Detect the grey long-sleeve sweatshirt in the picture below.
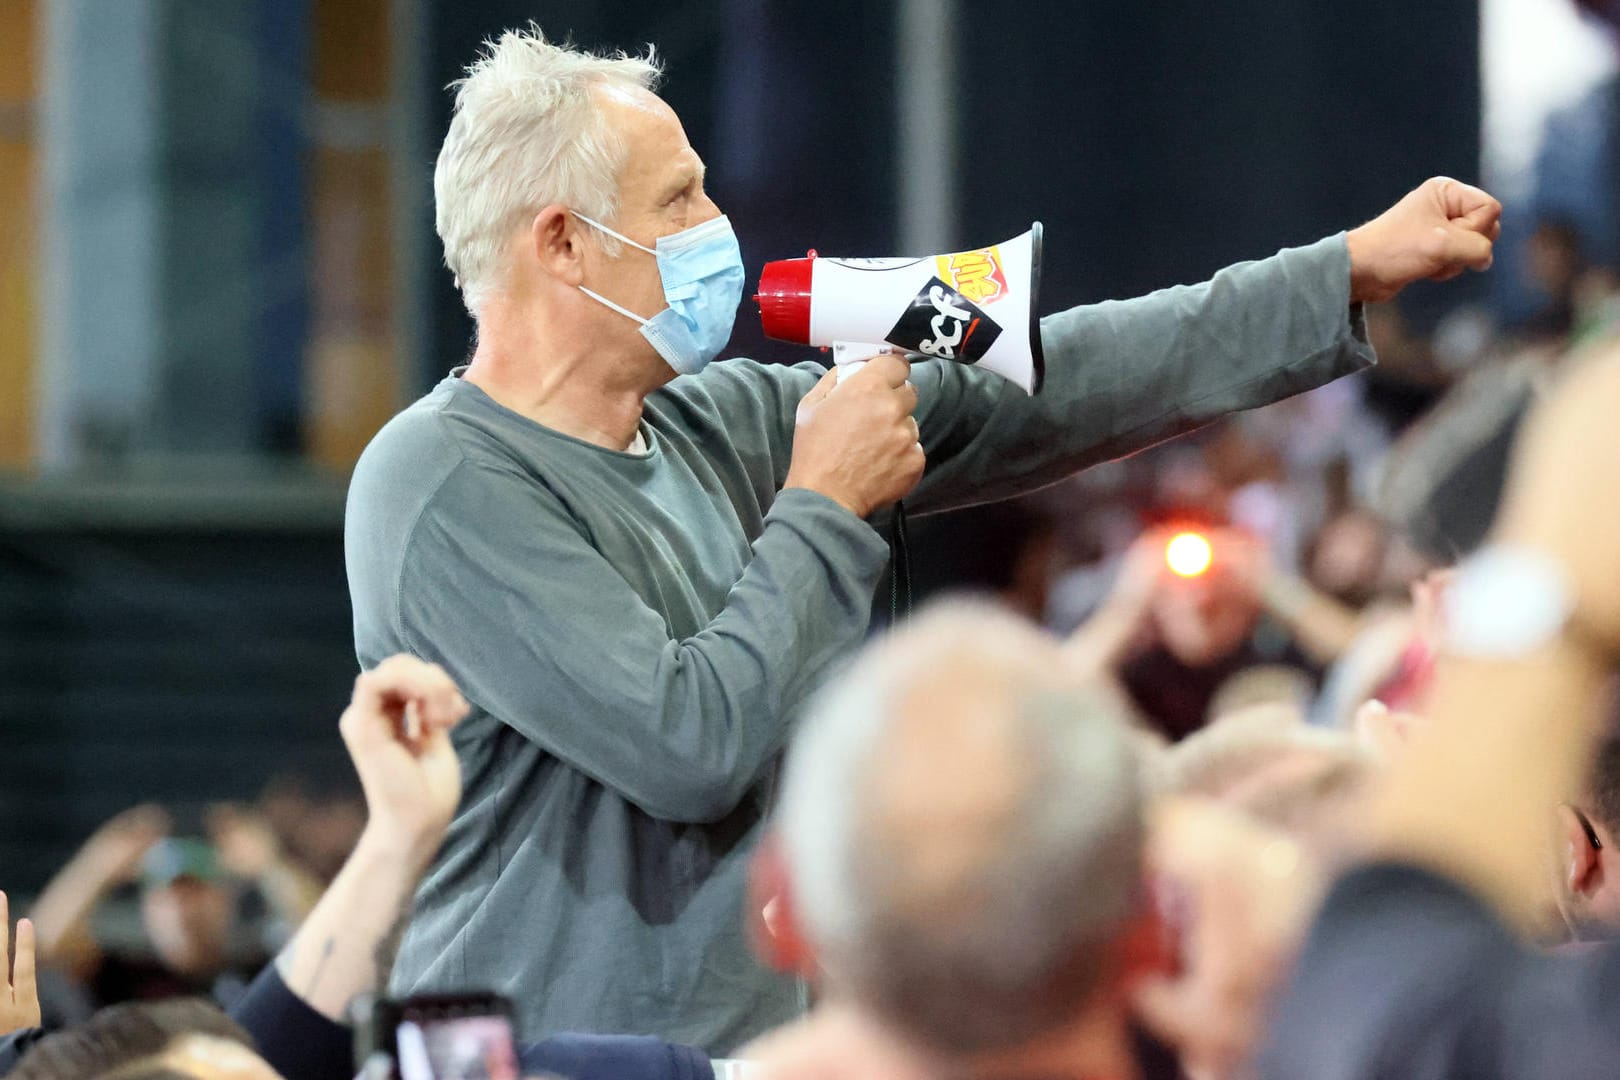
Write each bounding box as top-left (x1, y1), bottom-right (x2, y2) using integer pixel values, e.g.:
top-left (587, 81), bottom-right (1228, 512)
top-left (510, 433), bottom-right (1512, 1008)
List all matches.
top-left (343, 235), bottom-right (1374, 1053)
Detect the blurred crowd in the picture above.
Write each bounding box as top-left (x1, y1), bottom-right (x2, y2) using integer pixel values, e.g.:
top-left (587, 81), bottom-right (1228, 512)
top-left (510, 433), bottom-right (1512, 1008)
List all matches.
top-left (24, 782), bottom-right (364, 1030)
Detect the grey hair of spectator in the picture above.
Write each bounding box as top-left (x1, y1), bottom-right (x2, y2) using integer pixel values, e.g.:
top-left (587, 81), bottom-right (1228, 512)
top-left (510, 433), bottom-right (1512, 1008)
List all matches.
top-left (1157, 704), bottom-right (1375, 859)
top-left (777, 600), bottom-right (1145, 1056)
top-left (11, 998), bottom-right (267, 1080)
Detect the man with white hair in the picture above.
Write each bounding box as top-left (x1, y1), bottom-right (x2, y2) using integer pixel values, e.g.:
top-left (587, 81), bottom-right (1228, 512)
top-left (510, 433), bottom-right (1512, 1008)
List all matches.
top-left (343, 25), bottom-right (1500, 1051)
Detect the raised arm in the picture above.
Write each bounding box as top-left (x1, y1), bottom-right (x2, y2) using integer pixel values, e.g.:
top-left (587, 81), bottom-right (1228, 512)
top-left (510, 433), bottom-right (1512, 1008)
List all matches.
top-left (29, 805), bottom-right (169, 979)
top-left (902, 177), bottom-right (1500, 515)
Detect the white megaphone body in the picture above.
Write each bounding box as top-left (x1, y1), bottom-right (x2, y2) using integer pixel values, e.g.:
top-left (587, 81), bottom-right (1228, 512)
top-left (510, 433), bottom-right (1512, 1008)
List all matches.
top-left (755, 224), bottom-right (1046, 395)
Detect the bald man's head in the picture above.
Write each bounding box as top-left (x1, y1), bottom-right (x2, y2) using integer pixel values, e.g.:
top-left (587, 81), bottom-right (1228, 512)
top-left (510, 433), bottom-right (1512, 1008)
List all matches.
top-left (779, 601), bottom-right (1145, 1056)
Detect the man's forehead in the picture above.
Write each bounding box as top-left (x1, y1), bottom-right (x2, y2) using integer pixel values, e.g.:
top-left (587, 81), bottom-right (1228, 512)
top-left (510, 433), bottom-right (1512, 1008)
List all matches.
top-left (595, 82), bottom-right (685, 143)
top-left (596, 83), bottom-right (704, 190)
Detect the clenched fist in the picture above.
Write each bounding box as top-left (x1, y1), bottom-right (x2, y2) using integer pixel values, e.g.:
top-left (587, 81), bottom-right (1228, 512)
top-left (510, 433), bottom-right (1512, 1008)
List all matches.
top-left (1346, 177), bottom-right (1502, 304)
top-left (785, 354), bottom-right (926, 518)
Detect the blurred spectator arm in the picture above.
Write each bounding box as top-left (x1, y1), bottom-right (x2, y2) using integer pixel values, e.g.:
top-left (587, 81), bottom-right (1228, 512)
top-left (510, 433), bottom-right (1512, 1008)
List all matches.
top-left (208, 805), bottom-right (323, 929)
top-left (28, 805), bottom-right (169, 979)
top-left (1063, 534), bottom-right (1163, 677)
top-left (1221, 530), bottom-right (1366, 665)
top-left (1370, 349), bottom-right (1620, 929)
top-left (1258, 575), bottom-right (1364, 664)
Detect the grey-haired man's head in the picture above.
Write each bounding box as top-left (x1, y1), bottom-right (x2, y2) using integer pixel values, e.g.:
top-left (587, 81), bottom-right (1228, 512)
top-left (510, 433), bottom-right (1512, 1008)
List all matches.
top-left (776, 601), bottom-right (1148, 1059)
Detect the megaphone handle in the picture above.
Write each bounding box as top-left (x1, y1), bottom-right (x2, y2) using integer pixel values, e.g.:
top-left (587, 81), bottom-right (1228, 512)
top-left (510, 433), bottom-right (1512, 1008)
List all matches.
top-left (830, 341), bottom-right (901, 383)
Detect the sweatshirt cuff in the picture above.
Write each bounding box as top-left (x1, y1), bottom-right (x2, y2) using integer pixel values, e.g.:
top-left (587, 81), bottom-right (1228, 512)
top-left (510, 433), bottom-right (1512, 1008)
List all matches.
top-left (1314, 231), bottom-right (1376, 370)
top-left (230, 963), bottom-right (356, 1080)
top-left (767, 488), bottom-right (891, 567)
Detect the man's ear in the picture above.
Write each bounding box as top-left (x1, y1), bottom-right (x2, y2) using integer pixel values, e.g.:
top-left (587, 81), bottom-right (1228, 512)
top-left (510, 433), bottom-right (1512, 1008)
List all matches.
top-left (530, 205), bottom-right (587, 285)
top-left (747, 832), bottom-right (819, 979)
top-left (1558, 804), bottom-right (1603, 897)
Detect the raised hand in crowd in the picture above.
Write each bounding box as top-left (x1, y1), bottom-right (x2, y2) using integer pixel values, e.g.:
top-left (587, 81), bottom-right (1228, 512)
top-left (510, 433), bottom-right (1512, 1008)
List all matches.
top-left (29, 804), bottom-right (170, 974)
top-left (206, 804), bottom-right (322, 930)
top-left (277, 654), bottom-right (469, 1022)
top-left (1062, 529), bottom-right (1168, 677)
top-left (786, 353), bottom-right (925, 518)
top-left (0, 893), bottom-right (39, 1037)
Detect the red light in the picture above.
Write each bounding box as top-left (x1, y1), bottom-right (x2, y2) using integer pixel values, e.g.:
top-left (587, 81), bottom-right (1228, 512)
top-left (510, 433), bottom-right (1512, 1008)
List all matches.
top-left (1166, 532), bottom-right (1213, 578)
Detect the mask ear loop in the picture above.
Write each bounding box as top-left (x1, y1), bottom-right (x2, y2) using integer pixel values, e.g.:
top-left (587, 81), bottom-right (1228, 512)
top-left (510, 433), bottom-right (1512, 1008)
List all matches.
top-left (578, 286), bottom-right (652, 327)
top-left (571, 210), bottom-right (658, 255)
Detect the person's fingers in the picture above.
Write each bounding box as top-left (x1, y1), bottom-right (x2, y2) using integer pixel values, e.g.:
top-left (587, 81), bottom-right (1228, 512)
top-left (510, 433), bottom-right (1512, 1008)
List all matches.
top-left (1443, 225), bottom-right (1495, 272)
top-left (0, 892), bottom-right (9, 982)
top-left (1455, 196), bottom-right (1502, 236)
top-left (138, 804), bottom-right (173, 838)
top-left (1433, 177), bottom-right (1500, 225)
top-left (13, 920), bottom-right (36, 1008)
top-left (849, 352), bottom-right (911, 389)
top-left (359, 657), bottom-right (467, 729)
top-left (896, 378), bottom-right (920, 414)
top-left (411, 665), bottom-right (468, 730)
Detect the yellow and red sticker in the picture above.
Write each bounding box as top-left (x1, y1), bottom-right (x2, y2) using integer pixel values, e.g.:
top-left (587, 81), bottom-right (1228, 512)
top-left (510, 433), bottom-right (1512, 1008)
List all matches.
top-left (935, 246), bottom-right (1009, 306)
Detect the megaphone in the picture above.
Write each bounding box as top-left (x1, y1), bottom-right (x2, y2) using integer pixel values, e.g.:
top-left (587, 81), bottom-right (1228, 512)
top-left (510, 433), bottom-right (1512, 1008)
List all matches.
top-left (755, 225), bottom-right (1046, 394)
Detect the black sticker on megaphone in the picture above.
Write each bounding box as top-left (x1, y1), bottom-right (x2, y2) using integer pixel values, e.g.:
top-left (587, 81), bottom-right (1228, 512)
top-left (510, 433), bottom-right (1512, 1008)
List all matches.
top-left (885, 277), bottom-right (1003, 364)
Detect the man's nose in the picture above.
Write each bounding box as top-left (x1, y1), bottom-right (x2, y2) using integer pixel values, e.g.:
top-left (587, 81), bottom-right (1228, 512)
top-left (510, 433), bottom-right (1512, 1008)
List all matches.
top-left (694, 191), bottom-right (723, 224)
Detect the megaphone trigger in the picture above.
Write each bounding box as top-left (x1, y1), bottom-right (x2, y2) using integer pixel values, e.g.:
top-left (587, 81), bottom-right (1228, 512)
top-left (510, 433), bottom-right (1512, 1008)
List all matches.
top-left (830, 341), bottom-right (903, 382)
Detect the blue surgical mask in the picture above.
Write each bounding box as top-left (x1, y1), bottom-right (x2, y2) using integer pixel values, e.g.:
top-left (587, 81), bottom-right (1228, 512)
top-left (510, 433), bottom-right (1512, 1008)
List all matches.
top-left (574, 212), bottom-right (745, 376)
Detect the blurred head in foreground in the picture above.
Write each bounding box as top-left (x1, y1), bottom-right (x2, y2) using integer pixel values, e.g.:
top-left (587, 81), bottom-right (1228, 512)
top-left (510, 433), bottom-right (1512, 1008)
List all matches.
top-left (774, 601), bottom-right (1161, 1075)
top-left (1158, 704), bottom-right (1376, 865)
top-left (12, 999), bottom-right (276, 1080)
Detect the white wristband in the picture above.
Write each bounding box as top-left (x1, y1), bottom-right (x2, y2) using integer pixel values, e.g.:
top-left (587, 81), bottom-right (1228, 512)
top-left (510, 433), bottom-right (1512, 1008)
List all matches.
top-left (1444, 544), bottom-right (1575, 658)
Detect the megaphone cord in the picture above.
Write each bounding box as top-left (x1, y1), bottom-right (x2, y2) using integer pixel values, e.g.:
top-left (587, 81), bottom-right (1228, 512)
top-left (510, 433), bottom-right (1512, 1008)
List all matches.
top-left (888, 500), bottom-right (913, 623)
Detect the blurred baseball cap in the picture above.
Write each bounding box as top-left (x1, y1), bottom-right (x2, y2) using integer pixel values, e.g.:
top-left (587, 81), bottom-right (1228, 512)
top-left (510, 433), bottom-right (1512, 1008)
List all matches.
top-left (141, 838), bottom-right (222, 887)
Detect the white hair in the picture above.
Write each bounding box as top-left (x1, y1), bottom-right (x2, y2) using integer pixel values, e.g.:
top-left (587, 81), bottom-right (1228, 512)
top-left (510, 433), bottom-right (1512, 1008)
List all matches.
top-left (778, 601), bottom-right (1144, 1055)
top-left (433, 25), bottom-right (661, 312)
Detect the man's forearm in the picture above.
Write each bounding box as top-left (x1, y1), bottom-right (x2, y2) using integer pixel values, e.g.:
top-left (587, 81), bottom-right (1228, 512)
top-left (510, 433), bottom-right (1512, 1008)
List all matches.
top-left (906, 236), bottom-right (1374, 515)
top-left (276, 826), bottom-right (436, 1022)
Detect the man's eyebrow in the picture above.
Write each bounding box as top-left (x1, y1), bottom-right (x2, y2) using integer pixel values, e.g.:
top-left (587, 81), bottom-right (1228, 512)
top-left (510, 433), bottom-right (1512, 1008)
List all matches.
top-left (662, 160), bottom-right (706, 199)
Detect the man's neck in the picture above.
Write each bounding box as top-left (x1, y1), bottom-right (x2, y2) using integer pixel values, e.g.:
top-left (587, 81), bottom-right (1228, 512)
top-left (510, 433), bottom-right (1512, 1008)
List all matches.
top-left (463, 301), bottom-right (665, 452)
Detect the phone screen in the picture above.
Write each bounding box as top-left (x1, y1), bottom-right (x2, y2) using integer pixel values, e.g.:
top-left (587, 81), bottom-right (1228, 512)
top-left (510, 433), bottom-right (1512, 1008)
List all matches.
top-left (393, 1004), bottom-right (521, 1080)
